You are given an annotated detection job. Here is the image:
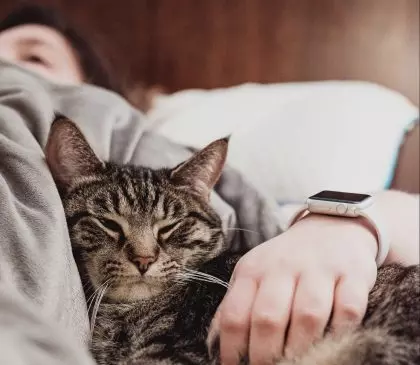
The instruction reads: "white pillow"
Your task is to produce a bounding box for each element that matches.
[147,81,418,202]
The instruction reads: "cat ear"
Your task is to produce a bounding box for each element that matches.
[45,114,103,189]
[170,138,229,200]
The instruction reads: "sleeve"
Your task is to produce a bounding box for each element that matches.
[0,283,95,365]
[0,62,92,363]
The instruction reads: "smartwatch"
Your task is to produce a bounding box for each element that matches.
[289,190,390,267]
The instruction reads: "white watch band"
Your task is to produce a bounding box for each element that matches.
[288,203,390,267]
[358,204,390,267]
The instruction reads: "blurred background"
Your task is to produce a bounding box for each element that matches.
[1,0,418,107]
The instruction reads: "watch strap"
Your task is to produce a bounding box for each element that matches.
[287,203,390,267]
[287,204,309,229]
[358,204,390,267]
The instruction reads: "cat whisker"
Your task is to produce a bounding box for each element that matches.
[86,282,104,306]
[182,268,230,286]
[83,281,95,296]
[177,268,230,289]
[225,227,261,235]
[86,278,112,313]
[176,274,229,289]
[187,275,230,289]
[172,277,209,289]
[173,275,212,285]
[86,286,103,310]
[90,283,109,337]
[179,272,223,285]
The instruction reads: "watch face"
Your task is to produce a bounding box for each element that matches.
[309,190,371,204]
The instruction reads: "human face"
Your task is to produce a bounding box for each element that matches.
[0,24,83,85]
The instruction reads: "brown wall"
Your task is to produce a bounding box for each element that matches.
[1,0,419,103]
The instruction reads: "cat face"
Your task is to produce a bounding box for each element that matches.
[45,115,228,302]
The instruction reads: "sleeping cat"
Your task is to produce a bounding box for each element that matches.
[45,115,419,365]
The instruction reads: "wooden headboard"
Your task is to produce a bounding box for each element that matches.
[1,0,419,104]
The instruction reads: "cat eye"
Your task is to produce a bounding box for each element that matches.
[98,218,125,240]
[157,221,181,242]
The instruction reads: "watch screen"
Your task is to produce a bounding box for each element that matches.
[309,190,371,204]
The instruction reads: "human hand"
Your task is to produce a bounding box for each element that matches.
[208,214,379,365]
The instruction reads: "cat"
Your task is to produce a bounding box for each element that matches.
[45,115,419,365]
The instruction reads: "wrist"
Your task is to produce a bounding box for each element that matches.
[291,213,379,259]
[373,191,419,266]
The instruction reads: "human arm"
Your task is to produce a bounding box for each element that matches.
[391,122,419,194]
[209,187,419,365]
[378,190,419,265]
[386,122,419,264]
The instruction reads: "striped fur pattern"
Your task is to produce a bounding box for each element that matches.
[45,116,419,365]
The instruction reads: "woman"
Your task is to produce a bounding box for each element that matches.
[0,5,120,90]
[0,5,418,365]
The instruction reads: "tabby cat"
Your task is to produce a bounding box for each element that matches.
[45,115,419,365]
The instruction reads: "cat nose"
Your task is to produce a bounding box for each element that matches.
[131,255,158,275]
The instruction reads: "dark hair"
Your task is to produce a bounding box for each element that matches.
[0,4,121,93]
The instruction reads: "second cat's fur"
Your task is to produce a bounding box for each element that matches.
[46,115,419,365]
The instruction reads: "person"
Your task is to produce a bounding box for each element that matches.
[0,5,120,91]
[0,5,418,365]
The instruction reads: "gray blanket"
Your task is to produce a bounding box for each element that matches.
[0,61,282,364]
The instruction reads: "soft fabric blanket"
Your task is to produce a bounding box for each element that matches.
[0,61,282,364]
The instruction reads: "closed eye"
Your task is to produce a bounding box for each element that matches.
[158,221,181,241]
[97,218,125,241]
[25,55,44,64]
[22,53,50,67]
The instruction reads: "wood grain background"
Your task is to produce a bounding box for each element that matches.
[1,0,418,104]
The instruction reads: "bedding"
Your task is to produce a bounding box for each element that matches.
[1,60,417,364]
[0,61,282,363]
[147,82,419,208]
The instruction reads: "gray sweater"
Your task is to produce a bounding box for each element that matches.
[0,61,281,364]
